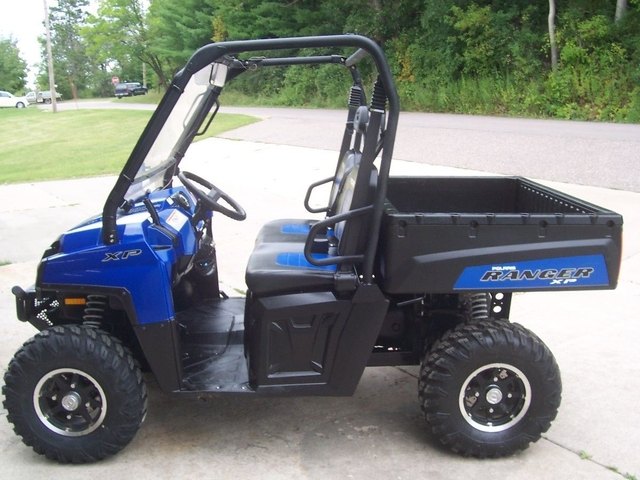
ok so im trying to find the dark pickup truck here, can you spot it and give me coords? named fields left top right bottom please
left=114, top=81, right=148, bottom=98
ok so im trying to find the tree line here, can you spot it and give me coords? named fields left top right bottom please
left=2, top=0, right=639, bottom=121
left=0, top=38, right=28, bottom=93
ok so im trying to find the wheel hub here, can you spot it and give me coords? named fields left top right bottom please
left=459, top=363, right=531, bottom=433
left=485, top=387, right=503, bottom=405
left=61, top=391, right=82, bottom=411
left=33, top=368, right=107, bottom=437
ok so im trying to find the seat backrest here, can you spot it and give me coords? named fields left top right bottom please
left=333, top=162, right=378, bottom=258
left=327, top=150, right=360, bottom=215
left=324, top=106, right=369, bottom=215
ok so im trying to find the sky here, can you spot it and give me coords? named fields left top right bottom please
left=0, top=0, right=51, bottom=85
left=0, top=0, right=99, bottom=89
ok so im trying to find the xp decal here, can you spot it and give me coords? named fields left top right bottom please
left=102, top=249, right=142, bottom=262
left=454, top=254, right=609, bottom=290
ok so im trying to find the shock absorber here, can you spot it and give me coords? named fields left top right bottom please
left=83, top=295, right=107, bottom=328
left=370, top=77, right=387, bottom=113
left=462, top=293, right=491, bottom=322
left=348, top=84, right=365, bottom=108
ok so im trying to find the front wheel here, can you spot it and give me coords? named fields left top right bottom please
left=3, top=325, right=147, bottom=463
left=419, top=320, right=561, bottom=457
left=16, top=102, right=25, bottom=108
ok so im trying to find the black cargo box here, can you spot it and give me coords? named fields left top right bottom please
left=380, top=177, right=623, bottom=294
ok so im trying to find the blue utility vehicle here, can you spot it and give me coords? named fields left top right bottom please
left=4, top=35, right=623, bottom=463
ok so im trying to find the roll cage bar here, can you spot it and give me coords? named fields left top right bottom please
left=101, top=34, right=400, bottom=285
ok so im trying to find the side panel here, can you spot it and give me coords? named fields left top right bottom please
left=248, top=292, right=351, bottom=388
left=134, top=320, right=182, bottom=392
left=382, top=225, right=622, bottom=294
left=381, top=176, right=623, bottom=294
left=40, top=237, right=175, bottom=325
left=327, top=284, right=389, bottom=394
left=247, top=284, right=389, bottom=395
left=39, top=190, right=199, bottom=325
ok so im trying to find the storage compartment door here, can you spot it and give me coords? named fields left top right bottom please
left=248, top=292, right=351, bottom=388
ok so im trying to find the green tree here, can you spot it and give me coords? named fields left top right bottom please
left=84, top=0, right=168, bottom=89
left=147, top=0, right=216, bottom=75
left=543, top=2, right=640, bottom=119
left=0, top=37, right=27, bottom=93
left=46, top=0, right=92, bottom=99
left=339, top=0, right=422, bottom=43
left=58, top=0, right=640, bottom=119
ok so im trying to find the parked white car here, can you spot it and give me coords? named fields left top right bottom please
left=0, top=91, right=29, bottom=108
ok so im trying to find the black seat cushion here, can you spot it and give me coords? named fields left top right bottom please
left=245, top=242, right=337, bottom=296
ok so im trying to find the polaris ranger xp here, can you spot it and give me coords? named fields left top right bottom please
left=3, top=35, right=623, bottom=463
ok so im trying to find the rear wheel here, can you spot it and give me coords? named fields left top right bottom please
left=419, top=320, right=561, bottom=457
left=3, top=325, right=147, bottom=463
left=16, top=102, right=25, bottom=108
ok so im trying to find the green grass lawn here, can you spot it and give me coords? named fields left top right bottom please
left=0, top=108, right=258, bottom=183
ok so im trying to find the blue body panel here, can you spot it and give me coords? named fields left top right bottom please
left=454, top=254, right=609, bottom=291
left=39, top=187, right=199, bottom=324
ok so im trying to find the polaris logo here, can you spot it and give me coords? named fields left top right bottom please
left=481, top=267, right=594, bottom=285
left=490, top=265, right=516, bottom=271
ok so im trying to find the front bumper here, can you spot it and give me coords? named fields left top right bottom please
left=12, top=285, right=54, bottom=330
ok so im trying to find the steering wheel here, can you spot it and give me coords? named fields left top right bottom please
left=178, top=171, right=246, bottom=221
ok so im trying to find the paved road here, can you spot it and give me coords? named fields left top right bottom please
left=47, top=101, right=640, bottom=192
left=220, top=107, right=640, bottom=192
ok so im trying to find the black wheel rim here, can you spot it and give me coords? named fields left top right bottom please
left=33, top=368, right=107, bottom=437
left=458, top=363, right=531, bottom=432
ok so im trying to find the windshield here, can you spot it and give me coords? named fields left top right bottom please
left=124, top=62, right=228, bottom=202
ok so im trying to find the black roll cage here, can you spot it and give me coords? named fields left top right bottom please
left=101, top=34, right=400, bottom=285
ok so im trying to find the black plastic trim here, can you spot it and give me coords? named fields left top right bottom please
left=12, top=285, right=35, bottom=322
left=251, top=55, right=345, bottom=66
left=303, top=176, right=334, bottom=214
left=38, top=283, right=139, bottom=324
left=367, top=350, right=419, bottom=366
left=134, top=320, right=182, bottom=392
left=303, top=205, right=373, bottom=266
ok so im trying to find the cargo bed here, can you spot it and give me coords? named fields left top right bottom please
left=381, top=177, right=623, bottom=294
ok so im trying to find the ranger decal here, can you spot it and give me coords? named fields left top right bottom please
left=454, top=254, right=609, bottom=290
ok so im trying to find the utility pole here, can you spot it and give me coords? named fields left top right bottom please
left=43, top=0, right=58, bottom=113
